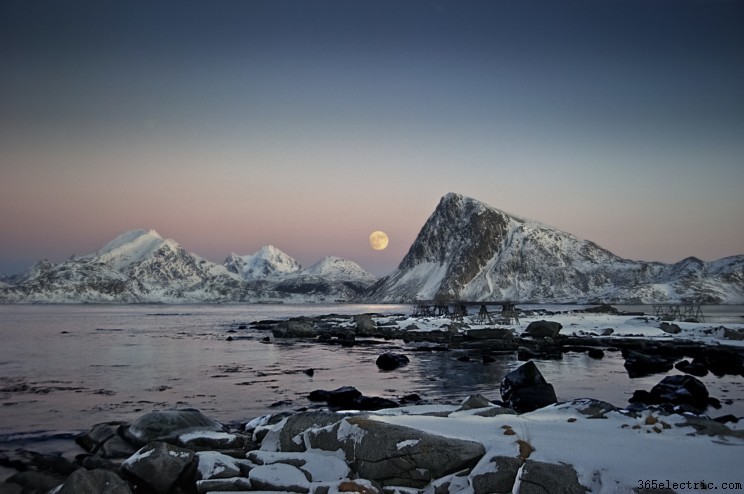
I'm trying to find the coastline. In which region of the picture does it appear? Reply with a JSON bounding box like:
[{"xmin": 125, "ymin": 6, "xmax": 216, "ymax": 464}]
[{"xmin": 2, "ymin": 304, "xmax": 744, "ymax": 492}]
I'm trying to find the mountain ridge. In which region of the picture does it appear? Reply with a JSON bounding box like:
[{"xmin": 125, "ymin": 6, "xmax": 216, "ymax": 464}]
[
  {"xmin": 363, "ymin": 193, "xmax": 744, "ymax": 304},
  {"xmin": 0, "ymin": 231, "xmax": 376, "ymax": 303}
]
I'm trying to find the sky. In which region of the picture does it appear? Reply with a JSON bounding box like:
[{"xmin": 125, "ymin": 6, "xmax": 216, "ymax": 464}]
[{"xmin": 1, "ymin": 0, "xmax": 743, "ymax": 277}]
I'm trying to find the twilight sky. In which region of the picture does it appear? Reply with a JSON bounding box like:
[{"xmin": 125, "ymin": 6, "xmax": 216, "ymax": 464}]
[{"xmin": 1, "ymin": 0, "xmax": 743, "ymax": 277}]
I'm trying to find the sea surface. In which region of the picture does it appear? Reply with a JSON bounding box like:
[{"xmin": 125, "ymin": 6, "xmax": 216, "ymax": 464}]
[{"xmin": 1, "ymin": 303, "xmax": 743, "ymax": 455}]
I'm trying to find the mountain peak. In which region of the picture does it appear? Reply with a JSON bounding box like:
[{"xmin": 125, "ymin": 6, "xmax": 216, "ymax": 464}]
[
  {"xmin": 225, "ymin": 245, "xmax": 302, "ymax": 280},
  {"xmin": 305, "ymin": 256, "xmax": 377, "ymax": 281}
]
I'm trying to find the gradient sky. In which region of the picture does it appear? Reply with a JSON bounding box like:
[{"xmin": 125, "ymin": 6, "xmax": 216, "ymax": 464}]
[{"xmin": 1, "ymin": 0, "xmax": 743, "ymax": 277}]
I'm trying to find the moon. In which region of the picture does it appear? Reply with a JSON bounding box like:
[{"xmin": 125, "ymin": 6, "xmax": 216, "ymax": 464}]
[{"xmin": 369, "ymin": 231, "xmax": 389, "ymax": 251}]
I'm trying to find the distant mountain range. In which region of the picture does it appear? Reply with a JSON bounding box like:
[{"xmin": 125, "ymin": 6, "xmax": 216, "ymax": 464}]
[
  {"xmin": 365, "ymin": 193, "xmax": 744, "ymax": 304},
  {"xmin": 0, "ymin": 229, "xmax": 376, "ymax": 303},
  {"xmin": 2, "ymin": 193, "xmax": 742, "ymax": 304}
]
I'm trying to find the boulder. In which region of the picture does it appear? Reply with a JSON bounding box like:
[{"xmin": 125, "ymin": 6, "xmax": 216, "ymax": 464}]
[
  {"xmin": 195, "ymin": 451, "xmax": 246, "ymax": 480},
  {"xmin": 500, "ymin": 361, "xmax": 557, "ymax": 413},
  {"xmin": 587, "ymin": 348, "xmax": 604, "ymax": 359},
  {"xmin": 5, "ymin": 471, "xmax": 64, "ymax": 494},
  {"xmin": 55, "ymin": 468, "xmax": 132, "ymax": 494},
  {"xmin": 650, "ymin": 375, "xmax": 710, "ymax": 411},
  {"xmin": 518, "ymin": 460, "xmax": 588, "ymax": 493},
  {"xmin": 304, "ymin": 417, "xmax": 485, "ymax": 488},
  {"xmin": 524, "ymin": 320, "xmax": 562, "ymax": 338},
  {"xmin": 124, "ymin": 408, "xmax": 226, "ymax": 446},
  {"xmin": 248, "ymin": 463, "xmax": 310, "ymax": 493},
  {"xmin": 659, "ymin": 322, "xmax": 682, "ymax": 334},
  {"xmin": 375, "ymin": 352, "xmax": 410, "ymax": 371},
  {"xmin": 307, "ymin": 386, "xmax": 398, "ymax": 411},
  {"xmin": 120, "ymin": 442, "xmax": 195, "ymax": 494},
  {"xmin": 76, "ymin": 422, "xmax": 124, "ymax": 453},
  {"xmin": 273, "ymin": 410, "xmax": 347, "ymax": 453},
  {"xmin": 674, "ymin": 359, "xmax": 708, "ymax": 377},
  {"xmin": 308, "ymin": 386, "xmax": 362, "ymax": 408},
  {"xmin": 195, "ymin": 477, "xmax": 252, "ymax": 493},
  {"xmin": 622, "ymin": 350, "xmax": 674, "ymax": 378},
  {"xmin": 469, "ymin": 456, "xmax": 522, "ymax": 494}
]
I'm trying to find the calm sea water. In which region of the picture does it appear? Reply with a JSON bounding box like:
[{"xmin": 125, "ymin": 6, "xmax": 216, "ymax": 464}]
[{"xmin": 1, "ymin": 304, "xmax": 743, "ymax": 454}]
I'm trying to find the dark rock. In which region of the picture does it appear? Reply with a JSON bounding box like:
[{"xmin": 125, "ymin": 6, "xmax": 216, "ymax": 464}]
[
  {"xmin": 587, "ymin": 348, "xmax": 605, "ymax": 359},
  {"xmin": 375, "ymin": 352, "xmax": 410, "ymax": 371},
  {"xmin": 713, "ymin": 414, "xmax": 739, "ymax": 425},
  {"xmin": 720, "ymin": 327, "xmax": 744, "ymax": 340},
  {"xmin": 583, "ymin": 304, "xmax": 619, "ymax": 314},
  {"xmin": 622, "ymin": 350, "xmax": 674, "ymax": 378},
  {"xmin": 674, "ymin": 359, "xmax": 708, "ymax": 377},
  {"xmin": 651, "ymin": 375, "xmax": 709, "ymax": 410},
  {"xmin": 98, "ymin": 434, "xmax": 138, "ymax": 459},
  {"xmin": 457, "ymin": 355, "xmax": 471, "ymax": 362},
  {"xmin": 482, "ymin": 355, "xmax": 496, "ymax": 363},
  {"xmin": 524, "ymin": 320, "xmax": 562, "ymax": 338},
  {"xmin": 56, "ymin": 468, "xmax": 132, "ymax": 494},
  {"xmin": 469, "ymin": 456, "xmax": 522, "ymax": 494},
  {"xmin": 304, "ymin": 368, "xmax": 315, "ymax": 377},
  {"xmin": 631, "ymin": 375, "xmax": 712, "ymax": 412},
  {"xmin": 706, "ymin": 349, "xmax": 744, "ymax": 377},
  {"xmin": 5, "ymin": 471, "xmax": 64, "ymax": 494},
  {"xmin": 400, "ymin": 393, "xmax": 422, "ymax": 404},
  {"xmin": 238, "ymin": 324, "xmax": 247, "ymax": 329},
  {"xmin": 308, "ymin": 386, "xmax": 362, "ymax": 408},
  {"xmin": 500, "ymin": 361, "xmax": 557, "ymax": 413},
  {"xmin": 518, "ymin": 460, "xmax": 588, "ymax": 493},
  {"xmin": 120, "ymin": 441, "xmax": 195, "ymax": 494},
  {"xmin": 123, "ymin": 408, "xmax": 226, "ymax": 446},
  {"xmin": 356, "ymin": 395, "xmax": 399, "ymax": 411},
  {"xmin": 659, "ymin": 322, "xmax": 682, "ymax": 334},
  {"xmin": 76, "ymin": 422, "xmax": 124, "ymax": 453}
]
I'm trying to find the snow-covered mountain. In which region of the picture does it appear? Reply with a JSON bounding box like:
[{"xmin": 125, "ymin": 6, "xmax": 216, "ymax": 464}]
[
  {"xmin": 0, "ymin": 230, "xmax": 377, "ymax": 303},
  {"xmin": 224, "ymin": 245, "xmax": 302, "ymax": 280},
  {"xmin": 364, "ymin": 193, "xmax": 744, "ymax": 304}
]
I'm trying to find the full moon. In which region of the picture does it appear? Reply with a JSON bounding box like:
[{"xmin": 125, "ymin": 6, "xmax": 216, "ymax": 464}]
[{"xmin": 369, "ymin": 231, "xmax": 389, "ymax": 251}]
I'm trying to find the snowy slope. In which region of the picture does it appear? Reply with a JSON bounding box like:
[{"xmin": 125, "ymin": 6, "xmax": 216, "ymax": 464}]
[{"xmin": 364, "ymin": 193, "xmax": 744, "ymax": 303}]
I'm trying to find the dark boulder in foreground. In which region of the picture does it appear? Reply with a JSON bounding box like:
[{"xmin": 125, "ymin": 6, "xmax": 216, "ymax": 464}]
[
  {"xmin": 630, "ymin": 375, "xmax": 712, "ymax": 412},
  {"xmin": 500, "ymin": 361, "xmax": 557, "ymax": 413},
  {"xmin": 376, "ymin": 352, "xmax": 410, "ymax": 371}
]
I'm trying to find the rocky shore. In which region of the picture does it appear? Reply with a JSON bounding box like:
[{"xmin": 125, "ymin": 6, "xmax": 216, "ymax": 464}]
[
  {"xmin": 1, "ymin": 357, "xmax": 743, "ymax": 494},
  {"xmin": 3, "ymin": 306, "xmax": 744, "ymax": 493}
]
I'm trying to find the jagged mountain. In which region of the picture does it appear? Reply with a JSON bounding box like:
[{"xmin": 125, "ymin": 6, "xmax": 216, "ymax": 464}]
[
  {"xmin": 224, "ymin": 245, "xmax": 302, "ymax": 280},
  {"xmin": 0, "ymin": 230, "xmax": 377, "ymax": 303},
  {"xmin": 365, "ymin": 193, "xmax": 744, "ymax": 304}
]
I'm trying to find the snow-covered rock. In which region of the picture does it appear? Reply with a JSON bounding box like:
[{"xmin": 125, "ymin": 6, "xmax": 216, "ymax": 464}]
[
  {"xmin": 365, "ymin": 193, "xmax": 744, "ymax": 304},
  {"xmin": 224, "ymin": 245, "xmax": 302, "ymax": 280}
]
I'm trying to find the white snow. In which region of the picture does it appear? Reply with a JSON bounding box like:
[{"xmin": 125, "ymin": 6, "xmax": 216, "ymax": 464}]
[
  {"xmin": 250, "ymin": 450, "xmax": 349, "ymax": 482},
  {"xmin": 396, "ymin": 439, "xmax": 420, "ymax": 450},
  {"xmin": 122, "ymin": 445, "xmax": 155, "ymax": 466},
  {"xmin": 367, "ymin": 403, "xmax": 744, "ymax": 493}
]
